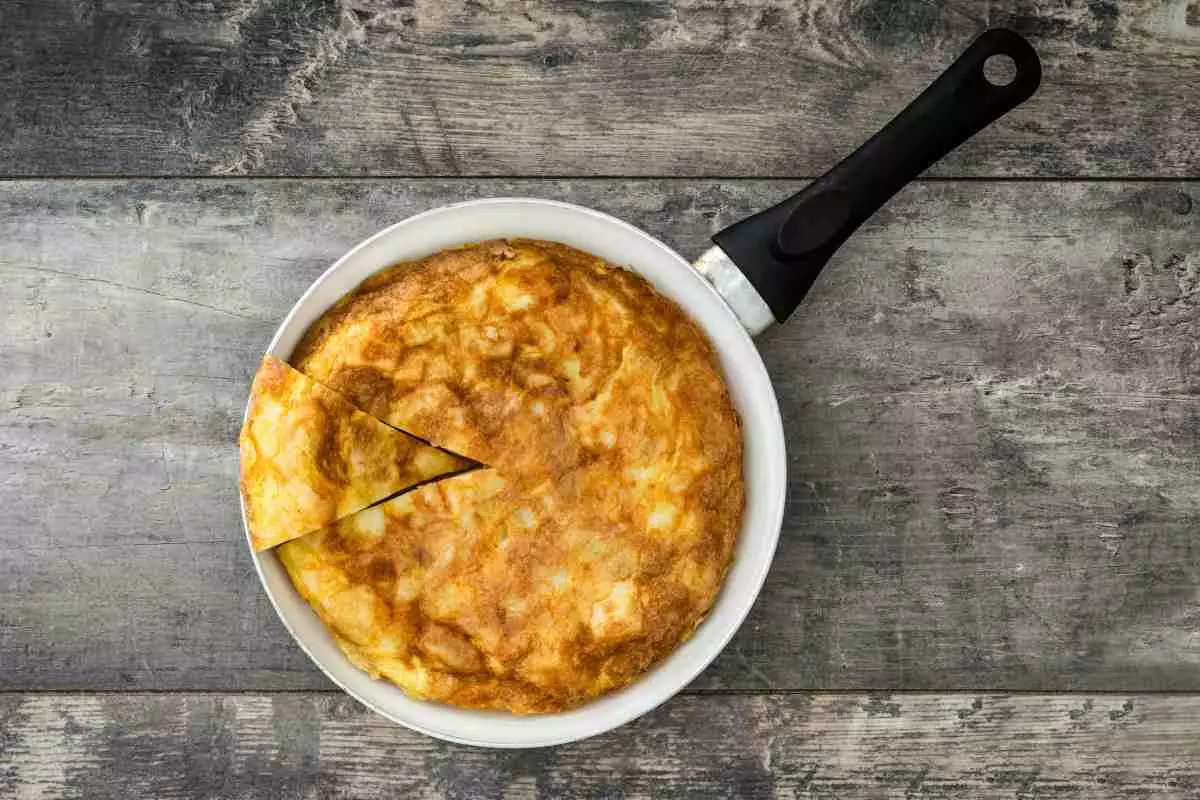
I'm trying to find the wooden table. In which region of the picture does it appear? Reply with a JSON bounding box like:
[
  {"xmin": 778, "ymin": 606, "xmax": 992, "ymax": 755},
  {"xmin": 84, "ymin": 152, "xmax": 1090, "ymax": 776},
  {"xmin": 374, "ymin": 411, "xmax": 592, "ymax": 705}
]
[{"xmin": 1, "ymin": 1, "xmax": 1197, "ymax": 797}]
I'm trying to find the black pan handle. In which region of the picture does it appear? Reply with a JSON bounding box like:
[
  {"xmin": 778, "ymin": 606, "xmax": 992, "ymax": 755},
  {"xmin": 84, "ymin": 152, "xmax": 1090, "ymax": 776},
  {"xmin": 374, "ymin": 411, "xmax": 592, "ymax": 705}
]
[{"xmin": 712, "ymin": 28, "xmax": 1041, "ymax": 322}]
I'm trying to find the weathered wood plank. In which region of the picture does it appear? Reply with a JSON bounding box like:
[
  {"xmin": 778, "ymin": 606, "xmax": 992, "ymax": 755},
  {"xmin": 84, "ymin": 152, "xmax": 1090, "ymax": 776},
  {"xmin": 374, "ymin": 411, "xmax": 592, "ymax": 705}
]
[
  {"xmin": 1, "ymin": 179, "xmax": 1196, "ymax": 691},
  {"xmin": 0, "ymin": 0, "xmax": 1196, "ymax": 177},
  {"xmin": 2, "ymin": 692, "xmax": 1199, "ymax": 798}
]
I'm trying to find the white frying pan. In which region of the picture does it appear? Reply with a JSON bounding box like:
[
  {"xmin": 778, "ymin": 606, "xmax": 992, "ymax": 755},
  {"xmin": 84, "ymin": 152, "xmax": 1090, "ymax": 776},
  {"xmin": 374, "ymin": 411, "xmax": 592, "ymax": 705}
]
[{"xmin": 247, "ymin": 30, "xmax": 1041, "ymax": 747}]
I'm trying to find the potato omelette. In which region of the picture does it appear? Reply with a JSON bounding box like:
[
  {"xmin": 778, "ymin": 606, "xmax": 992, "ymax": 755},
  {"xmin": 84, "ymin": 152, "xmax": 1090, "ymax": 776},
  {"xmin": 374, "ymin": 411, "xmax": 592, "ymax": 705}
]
[{"xmin": 249, "ymin": 239, "xmax": 745, "ymax": 712}]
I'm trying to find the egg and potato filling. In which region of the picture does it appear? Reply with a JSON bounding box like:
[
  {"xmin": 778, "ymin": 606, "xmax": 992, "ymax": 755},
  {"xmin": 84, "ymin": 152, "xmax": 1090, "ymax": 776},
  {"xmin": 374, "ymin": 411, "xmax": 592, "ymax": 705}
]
[{"xmin": 243, "ymin": 240, "xmax": 744, "ymax": 712}]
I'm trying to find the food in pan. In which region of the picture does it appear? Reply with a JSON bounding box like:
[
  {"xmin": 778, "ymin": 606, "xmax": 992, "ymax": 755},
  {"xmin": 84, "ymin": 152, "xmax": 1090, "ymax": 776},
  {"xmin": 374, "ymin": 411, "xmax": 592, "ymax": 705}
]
[
  {"xmin": 243, "ymin": 239, "xmax": 744, "ymax": 712},
  {"xmin": 239, "ymin": 355, "xmax": 472, "ymax": 551}
]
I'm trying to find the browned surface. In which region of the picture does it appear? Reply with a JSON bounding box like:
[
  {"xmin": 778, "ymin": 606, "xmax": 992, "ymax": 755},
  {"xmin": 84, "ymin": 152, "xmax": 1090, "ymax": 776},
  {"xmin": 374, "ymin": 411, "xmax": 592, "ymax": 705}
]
[
  {"xmin": 283, "ymin": 239, "xmax": 745, "ymax": 712},
  {"xmin": 279, "ymin": 465, "xmax": 739, "ymax": 712},
  {"xmin": 239, "ymin": 355, "xmax": 472, "ymax": 551},
  {"xmin": 293, "ymin": 239, "xmax": 743, "ymax": 487}
]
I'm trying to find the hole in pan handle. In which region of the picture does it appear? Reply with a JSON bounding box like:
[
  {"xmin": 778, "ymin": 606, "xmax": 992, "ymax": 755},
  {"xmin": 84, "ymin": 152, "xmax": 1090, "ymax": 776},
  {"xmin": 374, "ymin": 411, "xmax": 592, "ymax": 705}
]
[{"xmin": 711, "ymin": 28, "xmax": 1042, "ymax": 324}]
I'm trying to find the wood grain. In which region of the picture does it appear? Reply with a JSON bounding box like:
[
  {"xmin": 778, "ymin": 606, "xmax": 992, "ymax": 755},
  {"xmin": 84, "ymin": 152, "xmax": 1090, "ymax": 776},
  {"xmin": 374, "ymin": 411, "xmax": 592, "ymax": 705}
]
[
  {"xmin": 1, "ymin": 178, "xmax": 1196, "ymax": 692},
  {"xmin": 0, "ymin": 0, "xmax": 1196, "ymax": 177},
  {"xmin": 2, "ymin": 692, "xmax": 1199, "ymax": 798}
]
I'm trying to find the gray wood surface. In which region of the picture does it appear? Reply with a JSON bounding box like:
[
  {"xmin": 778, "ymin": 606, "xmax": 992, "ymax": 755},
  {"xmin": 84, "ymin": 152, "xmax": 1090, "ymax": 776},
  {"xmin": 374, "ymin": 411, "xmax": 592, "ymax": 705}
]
[
  {"xmin": 2, "ymin": 178, "xmax": 1196, "ymax": 692},
  {"xmin": 1, "ymin": 0, "xmax": 1197, "ymax": 177},
  {"xmin": 2, "ymin": 692, "xmax": 1199, "ymax": 798},
  {"xmin": 3, "ymin": 1, "xmax": 1199, "ymax": 788}
]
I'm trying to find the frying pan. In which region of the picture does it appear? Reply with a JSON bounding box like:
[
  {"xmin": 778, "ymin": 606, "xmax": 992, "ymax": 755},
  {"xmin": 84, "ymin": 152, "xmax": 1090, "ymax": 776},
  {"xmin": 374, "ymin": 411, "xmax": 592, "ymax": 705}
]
[{"xmin": 247, "ymin": 29, "xmax": 1042, "ymax": 747}]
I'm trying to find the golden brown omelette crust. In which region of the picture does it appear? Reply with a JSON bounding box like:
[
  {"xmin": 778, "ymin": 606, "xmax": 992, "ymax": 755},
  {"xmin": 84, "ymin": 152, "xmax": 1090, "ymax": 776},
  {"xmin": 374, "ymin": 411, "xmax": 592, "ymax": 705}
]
[
  {"xmin": 239, "ymin": 355, "xmax": 473, "ymax": 551},
  {"xmin": 291, "ymin": 239, "xmax": 742, "ymax": 487},
  {"xmin": 278, "ymin": 465, "xmax": 741, "ymax": 713},
  {"xmin": 282, "ymin": 239, "xmax": 744, "ymax": 712}
]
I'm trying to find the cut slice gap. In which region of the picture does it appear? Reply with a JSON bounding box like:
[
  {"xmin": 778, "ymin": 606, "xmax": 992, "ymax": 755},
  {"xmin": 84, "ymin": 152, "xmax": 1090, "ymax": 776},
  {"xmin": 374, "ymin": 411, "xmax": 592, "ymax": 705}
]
[
  {"xmin": 240, "ymin": 355, "xmax": 477, "ymax": 551},
  {"xmin": 371, "ymin": 416, "xmax": 486, "ymax": 470},
  {"xmin": 356, "ymin": 461, "xmax": 484, "ymax": 515},
  {"xmin": 265, "ymin": 462, "xmax": 484, "ymax": 557}
]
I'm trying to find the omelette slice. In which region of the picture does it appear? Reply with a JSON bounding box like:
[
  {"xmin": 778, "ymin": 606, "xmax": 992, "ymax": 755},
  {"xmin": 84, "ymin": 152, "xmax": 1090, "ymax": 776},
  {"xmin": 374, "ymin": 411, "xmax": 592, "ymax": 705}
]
[{"xmin": 240, "ymin": 355, "xmax": 473, "ymax": 551}]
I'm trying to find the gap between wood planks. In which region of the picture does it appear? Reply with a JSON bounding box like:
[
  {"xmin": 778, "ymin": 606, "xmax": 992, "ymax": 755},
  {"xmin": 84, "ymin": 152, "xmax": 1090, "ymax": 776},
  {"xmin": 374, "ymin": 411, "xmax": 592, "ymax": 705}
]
[{"xmin": 0, "ymin": 175, "xmax": 1194, "ymax": 183}]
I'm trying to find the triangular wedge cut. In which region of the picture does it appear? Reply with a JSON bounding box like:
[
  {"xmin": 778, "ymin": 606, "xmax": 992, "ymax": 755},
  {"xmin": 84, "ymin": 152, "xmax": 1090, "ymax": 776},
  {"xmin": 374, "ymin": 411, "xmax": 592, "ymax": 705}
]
[{"xmin": 240, "ymin": 355, "xmax": 475, "ymax": 551}]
